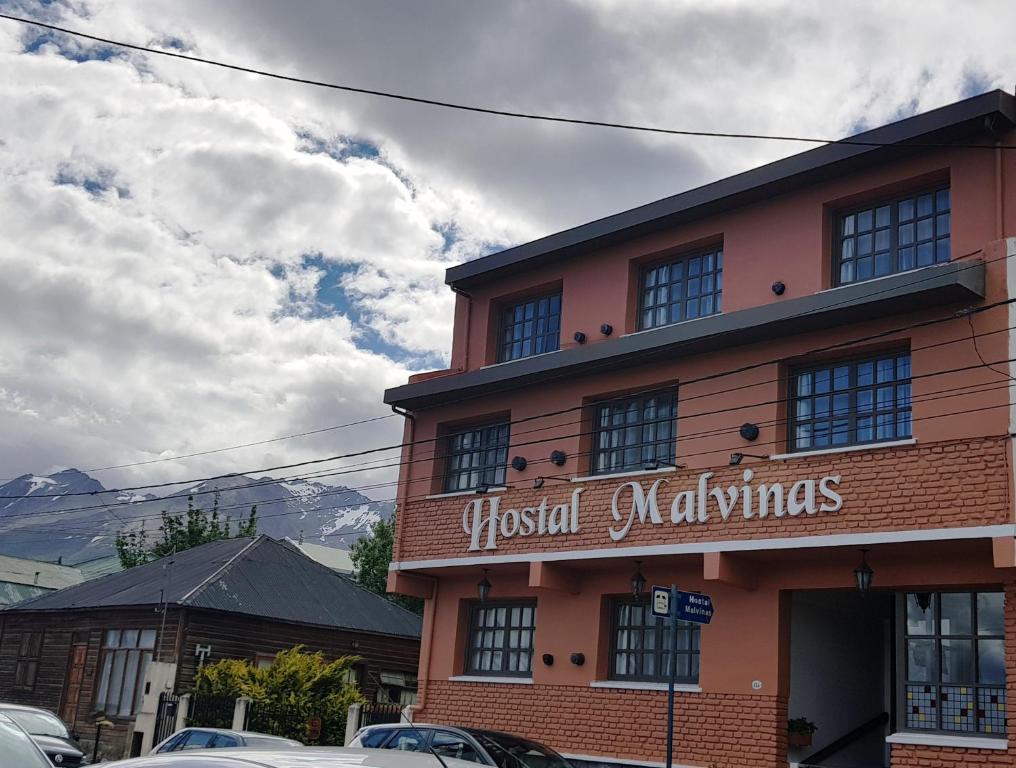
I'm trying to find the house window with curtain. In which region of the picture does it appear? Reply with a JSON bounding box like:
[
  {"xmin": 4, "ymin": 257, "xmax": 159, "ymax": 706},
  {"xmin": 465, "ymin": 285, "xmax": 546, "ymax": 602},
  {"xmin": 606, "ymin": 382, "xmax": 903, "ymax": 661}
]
[
  {"xmin": 610, "ymin": 598, "xmax": 699, "ymax": 683},
  {"xmin": 95, "ymin": 629, "xmax": 157, "ymax": 717},
  {"xmin": 443, "ymin": 422, "xmax": 510, "ymax": 492},
  {"xmin": 902, "ymin": 592, "xmax": 1005, "ymax": 736},
  {"xmin": 465, "ymin": 601, "xmax": 536, "ymax": 677},
  {"xmin": 592, "ymin": 389, "xmax": 677, "ymax": 475}
]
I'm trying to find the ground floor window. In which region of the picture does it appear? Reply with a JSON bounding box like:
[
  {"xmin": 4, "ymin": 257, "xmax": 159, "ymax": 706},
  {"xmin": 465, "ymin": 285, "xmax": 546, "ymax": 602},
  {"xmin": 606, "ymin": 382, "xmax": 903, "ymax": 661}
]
[
  {"xmin": 466, "ymin": 602, "xmax": 536, "ymax": 677},
  {"xmin": 14, "ymin": 631, "xmax": 43, "ymax": 689},
  {"xmin": 95, "ymin": 629, "xmax": 157, "ymax": 717},
  {"xmin": 901, "ymin": 591, "xmax": 1005, "ymax": 736},
  {"xmin": 610, "ymin": 598, "xmax": 699, "ymax": 683}
]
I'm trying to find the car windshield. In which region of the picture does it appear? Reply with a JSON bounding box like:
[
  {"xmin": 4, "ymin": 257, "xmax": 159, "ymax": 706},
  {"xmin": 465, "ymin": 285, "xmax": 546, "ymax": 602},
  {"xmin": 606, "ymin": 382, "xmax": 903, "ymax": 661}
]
[
  {"xmin": 471, "ymin": 732, "xmax": 570, "ymax": 768},
  {"xmin": 0, "ymin": 715, "xmax": 51, "ymax": 768},
  {"xmin": 2, "ymin": 710, "xmax": 69, "ymax": 738}
]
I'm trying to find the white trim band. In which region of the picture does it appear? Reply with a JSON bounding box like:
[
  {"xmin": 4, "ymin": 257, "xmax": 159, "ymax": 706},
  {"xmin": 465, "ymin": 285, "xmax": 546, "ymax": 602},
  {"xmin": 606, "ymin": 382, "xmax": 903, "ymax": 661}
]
[
  {"xmin": 770, "ymin": 438, "xmax": 916, "ymax": 461},
  {"xmin": 570, "ymin": 466, "xmax": 676, "ymax": 483},
  {"xmin": 390, "ymin": 524, "xmax": 1016, "ymax": 571},
  {"xmin": 425, "ymin": 487, "xmax": 507, "ymax": 500},
  {"xmin": 447, "ymin": 675, "xmax": 534, "ymax": 685},
  {"xmin": 885, "ymin": 732, "xmax": 1008, "ymax": 750},
  {"xmin": 589, "ymin": 680, "xmax": 701, "ymax": 693},
  {"xmin": 561, "ymin": 754, "xmax": 705, "ymax": 768}
]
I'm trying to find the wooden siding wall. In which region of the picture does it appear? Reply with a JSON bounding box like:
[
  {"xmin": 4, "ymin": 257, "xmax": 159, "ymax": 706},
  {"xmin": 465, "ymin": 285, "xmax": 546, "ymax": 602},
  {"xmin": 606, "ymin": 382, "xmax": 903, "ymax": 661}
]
[
  {"xmin": 0, "ymin": 609, "xmax": 182, "ymax": 762},
  {"xmin": 177, "ymin": 609, "xmax": 421, "ymax": 701}
]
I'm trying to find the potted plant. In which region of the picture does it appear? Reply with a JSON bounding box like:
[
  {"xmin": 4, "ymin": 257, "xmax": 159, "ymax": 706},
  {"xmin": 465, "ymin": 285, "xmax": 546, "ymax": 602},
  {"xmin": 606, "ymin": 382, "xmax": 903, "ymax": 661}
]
[{"xmin": 787, "ymin": 717, "xmax": 818, "ymax": 748}]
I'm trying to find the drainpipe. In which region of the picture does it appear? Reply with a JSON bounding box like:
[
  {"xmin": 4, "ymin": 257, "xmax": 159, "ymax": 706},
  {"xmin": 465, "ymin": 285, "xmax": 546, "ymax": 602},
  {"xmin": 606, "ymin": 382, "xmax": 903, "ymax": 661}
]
[
  {"xmin": 390, "ymin": 405, "xmax": 416, "ymax": 563},
  {"xmin": 450, "ymin": 285, "xmax": 472, "ymax": 371}
]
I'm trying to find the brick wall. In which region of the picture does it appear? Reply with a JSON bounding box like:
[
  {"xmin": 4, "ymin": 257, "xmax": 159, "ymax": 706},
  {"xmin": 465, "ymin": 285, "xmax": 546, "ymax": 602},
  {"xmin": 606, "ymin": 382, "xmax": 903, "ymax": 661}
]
[
  {"xmin": 398, "ymin": 437, "xmax": 1010, "ymax": 562},
  {"xmin": 417, "ymin": 680, "xmax": 787, "ymax": 768}
]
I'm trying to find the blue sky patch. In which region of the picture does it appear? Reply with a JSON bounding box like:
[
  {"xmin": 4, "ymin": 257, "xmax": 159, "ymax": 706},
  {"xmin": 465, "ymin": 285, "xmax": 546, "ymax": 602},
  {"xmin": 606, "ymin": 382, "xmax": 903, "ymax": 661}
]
[{"xmin": 54, "ymin": 166, "xmax": 129, "ymax": 199}]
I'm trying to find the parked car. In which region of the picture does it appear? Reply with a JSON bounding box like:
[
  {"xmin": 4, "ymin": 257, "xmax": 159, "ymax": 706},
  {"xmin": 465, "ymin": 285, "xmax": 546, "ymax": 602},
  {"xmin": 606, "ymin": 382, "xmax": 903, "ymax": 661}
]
[
  {"xmin": 0, "ymin": 702, "xmax": 87, "ymax": 766},
  {"xmin": 349, "ymin": 724, "xmax": 572, "ymax": 768},
  {"xmin": 0, "ymin": 711, "xmax": 54, "ymax": 768},
  {"xmin": 152, "ymin": 728, "xmax": 302, "ymax": 753},
  {"xmin": 102, "ymin": 746, "xmax": 479, "ymax": 767}
]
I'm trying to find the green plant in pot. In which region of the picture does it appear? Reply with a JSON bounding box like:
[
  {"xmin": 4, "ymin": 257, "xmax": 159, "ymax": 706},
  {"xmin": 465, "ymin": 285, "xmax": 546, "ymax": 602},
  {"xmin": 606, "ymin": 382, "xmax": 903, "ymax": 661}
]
[{"xmin": 787, "ymin": 717, "xmax": 818, "ymax": 748}]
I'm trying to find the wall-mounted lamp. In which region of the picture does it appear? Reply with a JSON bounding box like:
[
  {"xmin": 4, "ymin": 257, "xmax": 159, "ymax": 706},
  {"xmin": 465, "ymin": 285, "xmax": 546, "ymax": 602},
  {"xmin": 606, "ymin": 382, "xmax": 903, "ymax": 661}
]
[
  {"xmin": 739, "ymin": 423, "xmax": 760, "ymax": 441},
  {"xmin": 854, "ymin": 549, "xmax": 874, "ymax": 595},
  {"xmin": 474, "ymin": 483, "xmax": 490, "ymax": 494},
  {"xmin": 477, "ymin": 569, "xmax": 492, "ymax": 603},
  {"xmin": 550, "ymin": 450, "xmax": 567, "ymax": 466},
  {"xmin": 729, "ymin": 452, "xmax": 768, "ymax": 466},
  {"xmin": 573, "ymin": 331, "xmax": 587, "ymax": 344},
  {"xmin": 511, "ymin": 456, "xmax": 528, "ymax": 472},
  {"xmin": 630, "ymin": 561, "xmax": 646, "ymax": 598},
  {"xmin": 772, "ymin": 281, "xmax": 786, "ymax": 296},
  {"xmin": 643, "ymin": 458, "xmax": 685, "ymax": 471},
  {"xmin": 542, "ymin": 653, "xmax": 554, "ymax": 666},
  {"xmin": 570, "ymin": 652, "xmax": 585, "ymax": 666},
  {"xmin": 915, "ymin": 592, "xmax": 932, "ymax": 612},
  {"xmin": 600, "ymin": 323, "xmax": 613, "ymax": 336},
  {"xmin": 533, "ymin": 478, "xmax": 545, "ymax": 490}
]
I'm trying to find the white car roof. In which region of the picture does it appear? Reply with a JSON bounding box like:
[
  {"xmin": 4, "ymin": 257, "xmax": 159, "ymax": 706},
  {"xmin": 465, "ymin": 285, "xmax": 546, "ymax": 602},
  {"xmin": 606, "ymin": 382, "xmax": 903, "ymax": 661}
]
[{"xmin": 106, "ymin": 746, "xmax": 480, "ymax": 768}]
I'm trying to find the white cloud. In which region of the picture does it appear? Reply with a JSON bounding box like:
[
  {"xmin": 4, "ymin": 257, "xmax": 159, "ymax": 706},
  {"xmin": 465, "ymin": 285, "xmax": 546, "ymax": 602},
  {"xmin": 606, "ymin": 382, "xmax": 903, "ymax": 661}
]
[{"xmin": 1, "ymin": 0, "xmax": 1015, "ymax": 492}]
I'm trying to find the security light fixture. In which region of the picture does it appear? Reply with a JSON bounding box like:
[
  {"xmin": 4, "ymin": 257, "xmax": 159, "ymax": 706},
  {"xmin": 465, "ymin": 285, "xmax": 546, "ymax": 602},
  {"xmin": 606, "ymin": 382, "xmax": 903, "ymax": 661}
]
[
  {"xmin": 631, "ymin": 561, "xmax": 646, "ymax": 598},
  {"xmin": 573, "ymin": 331, "xmax": 587, "ymax": 344},
  {"xmin": 643, "ymin": 458, "xmax": 685, "ymax": 471},
  {"xmin": 550, "ymin": 450, "xmax": 567, "ymax": 466},
  {"xmin": 533, "ymin": 478, "xmax": 545, "ymax": 490},
  {"xmin": 475, "ymin": 483, "xmax": 490, "ymax": 494},
  {"xmin": 477, "ymin": 569, "xmax": 492, "ymax": 603},
  {"xmin": 854, "ymin": 549, "xmax": 874, "ymax": 594},
  {"xmin": 729, "ymin": 452, "xmax": 768, "ymax": 466},
  {"xmin": 511, "ymin": 456, "xmax": 528, "ymax": 472},
  {"xmin": 739, "ymin": 423, "xmax": 761, "ymax": 441},
  {"xmin": 542, "ymin": 653, "xmax": 554, "ymax": 666},
  {"xmin": 772, "ymin": 281, "xmax": 786, "ymax": 296},
  {"xmin": 570, "ymin": 652, "xmax": 585, "ymax": 666},
  {"xmin": 600, "ymin": 323, "xmax": 613, "ymax": 336}
]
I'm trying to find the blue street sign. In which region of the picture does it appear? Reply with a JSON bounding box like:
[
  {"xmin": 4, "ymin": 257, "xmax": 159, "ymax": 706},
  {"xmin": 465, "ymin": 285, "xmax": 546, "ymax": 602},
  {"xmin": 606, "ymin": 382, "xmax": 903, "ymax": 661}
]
[
  {"xmin": 651, "ymin": 585, "xmax": 671, "ymax": 619},
  {"xmin": 674, "ymin": 591, "xmax": 714, "ymax": 624}
]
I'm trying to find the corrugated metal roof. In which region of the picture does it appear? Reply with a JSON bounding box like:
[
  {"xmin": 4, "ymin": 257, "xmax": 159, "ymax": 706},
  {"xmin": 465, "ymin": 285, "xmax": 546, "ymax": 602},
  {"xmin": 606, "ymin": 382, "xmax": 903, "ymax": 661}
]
[
  {"xmin": 0, "ymin": 581, "xmax": 51, "ymax": 608},
  {"xmin": 0, "ymin": 554, "xmax": 83, "ymax": 590},
  {"xmin": 6, "ymin": 536, "xmax": 420, "ymax": 638}
]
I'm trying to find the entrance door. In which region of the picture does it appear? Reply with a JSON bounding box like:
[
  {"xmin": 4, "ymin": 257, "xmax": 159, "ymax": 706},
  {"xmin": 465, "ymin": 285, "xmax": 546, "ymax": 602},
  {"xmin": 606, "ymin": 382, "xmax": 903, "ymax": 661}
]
[
  {"xmin": 788, "ymin": 590, "xmax": 894, "ymax": 767},
  {"xmin": 61, "ymin": 643, "xmax": 87, "ymax": 725}
]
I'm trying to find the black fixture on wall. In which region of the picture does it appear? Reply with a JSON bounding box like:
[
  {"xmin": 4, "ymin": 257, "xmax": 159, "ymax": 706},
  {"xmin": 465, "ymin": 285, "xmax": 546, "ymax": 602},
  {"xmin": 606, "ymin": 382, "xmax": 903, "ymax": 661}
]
[
  {"xmin": 771, "ymin": 281, "xmax": 786, "ymax": 296},
  {"xmin": 542, "ymin": 653, "xmax": 554, "ymax": 666},
  {"xmin": 550, "ymin": 450, "xmax": 567, "ymax": 466},
  {"xmin": 569, "ymin": 652, "xmax": 585, "ymax": 666},
  {"xmin": 573, "ymin": 331, "xmax": 586, "ymax": 344},
  {"xmin": 739, "ymin": 423, "xmax": 760, "ymax": 441},
  {"xmin": 511, "ymin": 456, "xmax": 528, "ymax": 471},
  {"xmin": 600, "ymin": 323, "xmax": 613, "ymax": 336}
]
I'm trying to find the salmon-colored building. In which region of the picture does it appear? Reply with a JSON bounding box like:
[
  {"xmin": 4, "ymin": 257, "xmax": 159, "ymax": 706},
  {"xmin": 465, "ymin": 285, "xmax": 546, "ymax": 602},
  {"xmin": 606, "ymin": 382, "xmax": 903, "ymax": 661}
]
[{"xmin": 384, "ymin": 90, "xmax": 1016, "ymax": 768}]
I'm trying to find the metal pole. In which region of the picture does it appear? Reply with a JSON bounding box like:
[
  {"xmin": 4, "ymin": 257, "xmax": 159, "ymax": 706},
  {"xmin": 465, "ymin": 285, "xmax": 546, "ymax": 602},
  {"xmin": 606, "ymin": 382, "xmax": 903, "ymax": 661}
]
[
  {"xmin": 92, "ymin": 723, "xmax": 101, "ymax": 764},
  {"xmin": 666, "ymin": 584, "xmax": 678, "ymax": 768}
]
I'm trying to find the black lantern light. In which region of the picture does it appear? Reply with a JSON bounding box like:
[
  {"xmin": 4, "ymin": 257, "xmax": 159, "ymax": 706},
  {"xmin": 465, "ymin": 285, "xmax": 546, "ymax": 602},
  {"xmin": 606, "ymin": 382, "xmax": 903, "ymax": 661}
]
[
  {"xmin": 477, "ymin": 569, "xmax": 492, "ymax": 603},
  {"xmin": 631, "ymin": 560, "xmax": 646, "ymax": 598},
  {"xmin": 854, "ymin": 549, "xmax": 874, "ymax": 594}
]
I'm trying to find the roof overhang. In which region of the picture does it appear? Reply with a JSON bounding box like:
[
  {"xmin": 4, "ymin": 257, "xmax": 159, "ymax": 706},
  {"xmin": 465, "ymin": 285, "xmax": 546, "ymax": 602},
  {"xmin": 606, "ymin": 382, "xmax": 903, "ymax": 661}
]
[
  {"xmin": 445, "ymin": 90, "xmax": 1015, "ymax": 290},
  {"xmin": 385, "ymin": 260, "xmax": 986, "ymax": 411}
]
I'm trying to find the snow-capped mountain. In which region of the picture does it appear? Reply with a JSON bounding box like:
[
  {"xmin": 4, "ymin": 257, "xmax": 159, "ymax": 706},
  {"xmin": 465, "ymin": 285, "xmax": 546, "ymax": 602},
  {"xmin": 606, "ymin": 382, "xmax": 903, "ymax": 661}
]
[{"xmin": 0, "ymin": 469, "xmax": 393, "ymax": 564}]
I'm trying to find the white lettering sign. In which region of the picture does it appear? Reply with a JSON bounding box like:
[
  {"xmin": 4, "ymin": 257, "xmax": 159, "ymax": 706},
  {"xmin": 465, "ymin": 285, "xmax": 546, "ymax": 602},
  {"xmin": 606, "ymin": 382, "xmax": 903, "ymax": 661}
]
[{"xmin": 462, "ymin": 470, "xmax": 842, "ymax": 551}]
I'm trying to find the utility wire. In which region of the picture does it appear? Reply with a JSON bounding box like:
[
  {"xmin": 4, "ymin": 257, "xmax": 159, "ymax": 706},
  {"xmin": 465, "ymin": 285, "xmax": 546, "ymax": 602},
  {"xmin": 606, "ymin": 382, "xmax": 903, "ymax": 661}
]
[
  {"xmin": 8, "ymin": 351, "xmax": 1016, "ymax": 526},
  {"xmin": 83, "ymin": 413, "xmax": 396, "ymax": 472},
  {"xmin": 0, "ymin": 251, "xmax": 1005, "ymax": 502},
  {"xmin": 2, "ymin": 12, "xmax": 1014, "ymax": 150}
]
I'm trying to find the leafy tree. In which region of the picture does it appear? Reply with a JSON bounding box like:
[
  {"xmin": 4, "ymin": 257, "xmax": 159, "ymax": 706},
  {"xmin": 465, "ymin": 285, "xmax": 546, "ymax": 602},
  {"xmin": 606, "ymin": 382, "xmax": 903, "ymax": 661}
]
[
  {"xmin": 115, "ymin": 494, "xmax": 257, "ymax": 568},
  {"xmin": 351, "ymin": 514, "xmax": 422, "ymax": 615},
  {"xmin": 194, "ymin": 646, "xmax": 364, "ymax": 744}
]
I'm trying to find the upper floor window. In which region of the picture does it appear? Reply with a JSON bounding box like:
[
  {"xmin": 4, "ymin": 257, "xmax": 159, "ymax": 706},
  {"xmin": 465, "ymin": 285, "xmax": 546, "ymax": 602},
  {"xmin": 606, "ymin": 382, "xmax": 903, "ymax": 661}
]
[
  {"xmin": 498, "ymin": 293, "xmax": 561, "ymax": 362},
  {"xmin": 444, "ymin": 422, "xmax": 510, "ymax": 492},
  {"xmin": 640, "ymin": 249, "xmax": 723, "ymax": 331},
  {"xmin": 902, "ymin": 591, "xmax": 1005, "ymax": 737},
  {"xmin": 837, "ymin": 188, "xmax": 950, "ymax": 285},
  {"xmin": 610, "ymin": 598, "xmax": 700, "ymax": 683},
  {"xmin": 790, "ymin": 351, "xmax": 911, "ymax": 452},
  {"xmin": 466, "ymin": 601, "xmax": 536, "ymax": 677},
  {"xmin": 593, "ymin": 389, "xmax": 677, "ymax": 475}
]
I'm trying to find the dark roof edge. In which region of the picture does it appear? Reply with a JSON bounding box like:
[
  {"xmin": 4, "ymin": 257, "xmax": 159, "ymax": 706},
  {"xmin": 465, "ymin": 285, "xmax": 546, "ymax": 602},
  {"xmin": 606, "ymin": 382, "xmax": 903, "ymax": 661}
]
[
  {"xmin": 183, "ymin": 604, "xmax": 421, "ymax": 639},
  {"xmin": 446, "ymin": 90, "xmax": 1016, "ymax": 289}
]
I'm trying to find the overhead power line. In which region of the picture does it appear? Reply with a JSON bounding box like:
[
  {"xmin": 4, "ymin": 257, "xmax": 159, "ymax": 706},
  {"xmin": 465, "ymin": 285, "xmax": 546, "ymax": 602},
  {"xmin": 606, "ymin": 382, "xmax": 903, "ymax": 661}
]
[
  {"xmin": 0, "ymin": 249, "xmax": 1006, "ymax": 502},
  {"xmin": 2, "ymin": 12, "xmax": 1014, "ymax": 150}
]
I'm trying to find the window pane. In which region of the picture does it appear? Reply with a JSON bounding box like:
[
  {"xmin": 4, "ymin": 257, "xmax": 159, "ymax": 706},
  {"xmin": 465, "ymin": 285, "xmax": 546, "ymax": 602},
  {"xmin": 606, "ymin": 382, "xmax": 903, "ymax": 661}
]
[
  {"xmin": 977, "ymin": 593, "xmax": 1004, "ymax": 636},
  {"xmin": 940, "ymin": 594, "xmax": 972, "ymax": 635},
  {"xmin": 445, "ymin": 422, "xmax": 510, "ymax": 492},
  {"xmin": 106, "ymin": 650, "xmax": 128, "ymax": 715},
  {"xmin": 119, "ymin": 650, "xmax": 141, "ymax": 715},
  {"xmin": 907, "ymin": 639, "xmax": 936, "ymax": 682},
  {"xmin": 639, "ymin": 249, "xmax": 722, "ymax": 330},
  {"xmin": 941, "ymin": 639, "xmax": 974, "ymax": 683},
  {"xmin": 498, "ymin": 292, "xmax": 561, "ymax": 362},
  {"xmin": 907, "ymin": 594, "xmax": 935, "ymax": 635},
  {"xmin": 593, "ymin": 390, "xmax": 677, "ymax": 475}
]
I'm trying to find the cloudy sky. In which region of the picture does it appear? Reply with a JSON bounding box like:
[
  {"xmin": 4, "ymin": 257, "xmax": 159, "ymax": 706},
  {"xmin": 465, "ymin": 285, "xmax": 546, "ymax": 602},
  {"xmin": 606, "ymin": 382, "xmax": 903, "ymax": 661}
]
[{"xmin": 1, "ymin": 0, "xmax": 1014, "ymax": 497}]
